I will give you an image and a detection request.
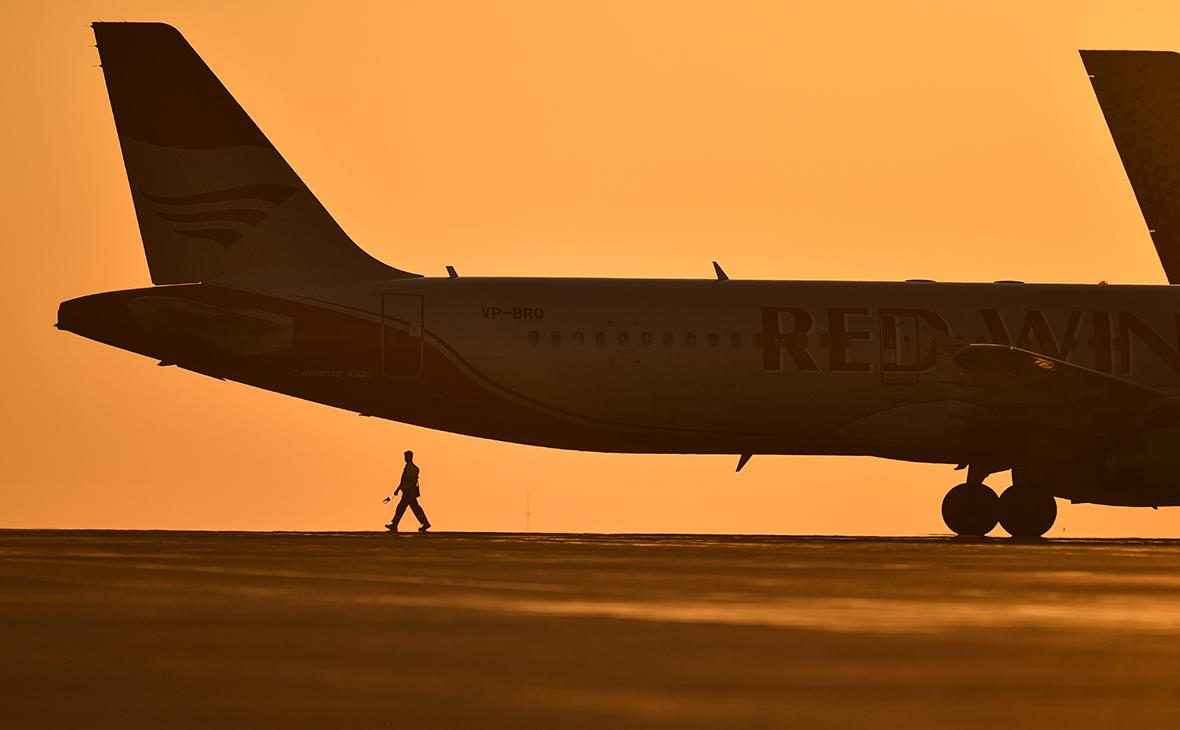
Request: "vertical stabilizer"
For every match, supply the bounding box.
[93,22,415,286]
[1082,50,1180,284]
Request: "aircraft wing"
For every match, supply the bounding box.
[940,344,1173,432]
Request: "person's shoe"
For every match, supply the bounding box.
[385,523,398,532]
[418,524,431,533]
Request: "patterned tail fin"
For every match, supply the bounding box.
[94,22,415,286]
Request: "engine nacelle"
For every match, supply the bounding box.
[1093,426,1180,506]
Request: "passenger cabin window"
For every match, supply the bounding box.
[520,330,773,351]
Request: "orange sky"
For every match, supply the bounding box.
[6,1,1180,535]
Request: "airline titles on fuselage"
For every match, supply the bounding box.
[760,307,1180,375]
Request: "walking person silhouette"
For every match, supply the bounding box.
[384,450,431,532]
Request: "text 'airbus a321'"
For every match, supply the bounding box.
[58,23,1180,537]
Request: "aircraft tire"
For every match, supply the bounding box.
[997,486,1057,538]
[941,483,999,536]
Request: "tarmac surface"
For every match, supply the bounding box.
[4,531,1180,728]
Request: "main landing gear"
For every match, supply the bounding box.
[941,467,1057,538]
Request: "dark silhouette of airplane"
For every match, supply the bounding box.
[56,23,1180,537]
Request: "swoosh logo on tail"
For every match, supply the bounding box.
[139,184,298,250]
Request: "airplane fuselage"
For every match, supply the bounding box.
[58,278,1180,469]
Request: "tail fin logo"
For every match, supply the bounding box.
[139,183,297,250]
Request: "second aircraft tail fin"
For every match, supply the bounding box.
[1082,50,1180,284]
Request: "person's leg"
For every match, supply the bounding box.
[410,498,430,528]
[391,497,410,528]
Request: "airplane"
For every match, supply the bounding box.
[58,22,1180,538]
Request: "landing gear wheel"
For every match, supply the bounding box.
[941,483,999,536]
[998,487,1057,538]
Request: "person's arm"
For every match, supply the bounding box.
[383,479,402,503]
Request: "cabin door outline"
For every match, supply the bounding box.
[381,294,424,378]
[880,312,920,385]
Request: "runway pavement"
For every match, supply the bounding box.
[3,530,1180,728]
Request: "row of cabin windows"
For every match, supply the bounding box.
[526,331,1149,351]
[527,330,765,348]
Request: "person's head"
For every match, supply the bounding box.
[404,450,414,463]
